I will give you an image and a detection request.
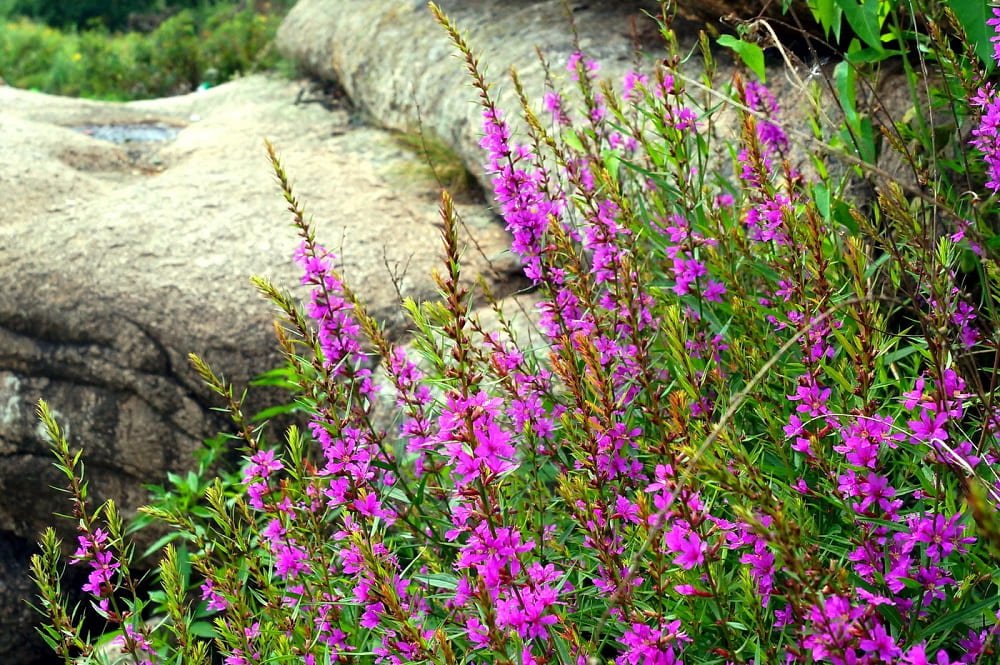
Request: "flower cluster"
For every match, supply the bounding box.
[970,8,1000,192]
[33,5,1000,665]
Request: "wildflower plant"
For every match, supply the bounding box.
[31,1,1000,664]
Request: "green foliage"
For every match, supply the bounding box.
[28,1,1000,664]
[0,2,287,99]
[5,0,157,30]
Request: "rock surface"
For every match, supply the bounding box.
[277,0,885,196]
[278,0,663,192]
[0,74,519,664]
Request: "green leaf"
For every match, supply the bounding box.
[834,60,859,128]
[412,572,458,591]
[834,0,886,52]
[249,366,299,389]
[602,149,621,187]
[717,34,766,82]
[189,621,217,638]
[142,530,181,559]
[833,200,859,233]
[810,0,843,40]
[251,402,301,422]
[813,183,831,219]
[857,116,877,163]
[917,595,1000,642]
[845,46,903,64]
[562,129,584,152]
[946,0,994,67]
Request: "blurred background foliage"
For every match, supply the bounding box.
[0,1,296,100]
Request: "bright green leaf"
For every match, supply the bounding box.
[717,34,767,83]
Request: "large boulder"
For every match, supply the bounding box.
[0,74,518,665]
[276,0,887,197]
[278,0,664,191]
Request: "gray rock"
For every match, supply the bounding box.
[278,0,664,194]
[0,531,51,664]
[0,74,518,665]
[276,0,914,200]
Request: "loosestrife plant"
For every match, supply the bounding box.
[31,2,1000,664]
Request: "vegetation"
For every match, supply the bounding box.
[0,1,292,100]
[29,1,1000,664]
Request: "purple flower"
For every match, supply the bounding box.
[243,448,283,483]
[909,410,949,445]
[909,513,975,562]
[201,579,229,612]
[902,643,954,665]
[971,10,1000,191]
[739,537,776,606]
[273,542,311,580]
[111,625,155,665]
[617,620,688,665]
[664,523,706,570]
[788,379,831,417]
[858,623,901,660]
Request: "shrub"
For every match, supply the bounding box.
[0,2,288,100]
[31,2,1000,664]
[0,18,66,89]
[3,0,157,30]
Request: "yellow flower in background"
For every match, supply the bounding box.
[71,52,82,62]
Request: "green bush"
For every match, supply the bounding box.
[0,2,288,99]
[0,18,65,89]
[28,2,1000,665]
[4,0,155,30]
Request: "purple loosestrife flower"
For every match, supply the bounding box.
[438,392,518,487]
[788,377,832,418]
[902,643,955,664]
[201,578,229,612]
[584,199,630,285]
[801,594,866,663]
[273,541,311,580]
[909,409,950,445]
[543,91,571,126]
[111,624,156,665]
[744,80,788,154]
[858,623,901,660]
[622,70,649,100]
[991,8,1000,64]
[295,243,367,379]
[617,620,689,665]
[908,513,976,563]
[81,550,119,597]
[71,527,122,602]
[663,522,706,570]
[481,107,561,283]
[494,563,562,640]
[739,536,776,607]
[744,194,793,245]
[244,448,283,483]
[970,9,1000,192]
[834,414,904,468]
[71,527,109,562]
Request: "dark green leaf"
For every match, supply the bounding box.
[947,0,994,67]
[834,0,886,52]
[189,621,217,638]
[917,595,999,641]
